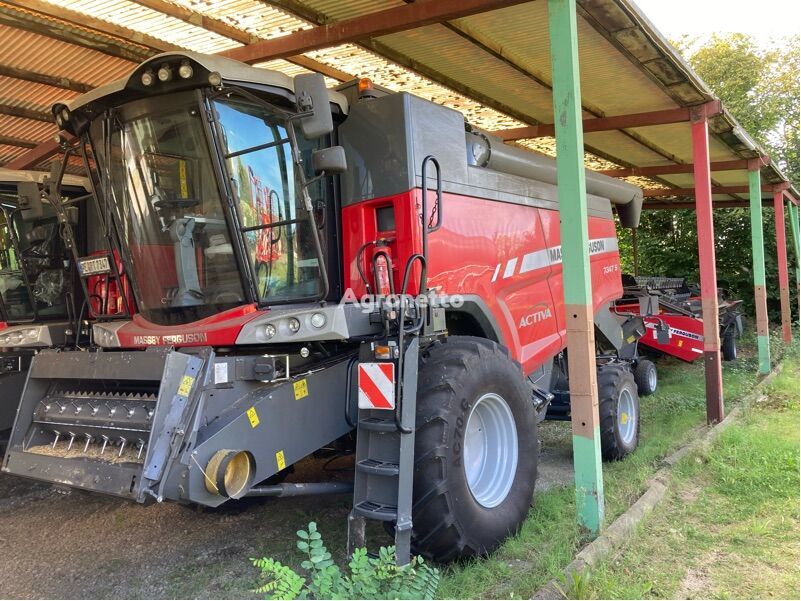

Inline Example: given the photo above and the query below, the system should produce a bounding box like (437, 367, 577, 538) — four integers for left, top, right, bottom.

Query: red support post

(691, 115, 724, 424)
(773, 189, 792, 343)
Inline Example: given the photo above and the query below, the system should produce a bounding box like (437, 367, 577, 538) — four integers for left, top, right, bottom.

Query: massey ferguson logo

(132, 332, 208, 346)
(588, 239, 606, 253)
(519, 306, 552, 328)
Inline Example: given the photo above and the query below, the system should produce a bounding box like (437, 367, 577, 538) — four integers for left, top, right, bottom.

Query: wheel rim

(647, 367, 657, 391)
(617, 388, 637, 446)
(463, 392, 519, 508)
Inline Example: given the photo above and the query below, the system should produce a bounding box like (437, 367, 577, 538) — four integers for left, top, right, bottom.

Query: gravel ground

(0, 421, 573, 599)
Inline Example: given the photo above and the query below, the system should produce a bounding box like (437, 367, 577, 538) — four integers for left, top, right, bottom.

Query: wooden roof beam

(223, 0, 533, 64)
(643, 201, 774, 210)
(0, 0, 171, 62)
(0, 64, 93, 93)
(643, 185, 772, 197)
(496, 101, 722, 140)
(4, 137, 67, 170)
(598, 157, 769, 177)
(0, 135, 38, 149)
(0, 103, 52, 122)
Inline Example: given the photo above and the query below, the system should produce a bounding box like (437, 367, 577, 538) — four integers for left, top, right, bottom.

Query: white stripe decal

(504, 237, 619, 278)
(503, 257, 518, 279)
(520, 249, 550, 274)
(491, 263, 501, 283)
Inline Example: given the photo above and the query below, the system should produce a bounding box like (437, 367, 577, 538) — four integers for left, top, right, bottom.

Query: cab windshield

(0, 195, 72, 323)
(91, 91, 246, 325)
(90, 90, 326, 325)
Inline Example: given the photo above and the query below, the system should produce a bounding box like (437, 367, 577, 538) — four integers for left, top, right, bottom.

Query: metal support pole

(691, 116, 724, 423)
(773, 191, 792, 342)
(548, 0, 604, 534)
(748, 166, 771, 374)
(632, 228, 639, 276)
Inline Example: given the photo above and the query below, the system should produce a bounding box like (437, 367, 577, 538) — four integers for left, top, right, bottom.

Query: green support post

(790, 203, 801, 285)
(748, 167, 770, 374)
(547, 0, 604, 534)
(790, 203, 801, 316)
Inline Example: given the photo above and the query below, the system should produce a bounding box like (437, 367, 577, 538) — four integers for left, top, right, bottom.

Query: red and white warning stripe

(358, 362, 396, 410)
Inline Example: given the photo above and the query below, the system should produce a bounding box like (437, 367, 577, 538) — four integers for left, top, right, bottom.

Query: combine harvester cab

(613, 276, 743, 362)
(5, 51, 649, 562)
(0, 169, 97, 446)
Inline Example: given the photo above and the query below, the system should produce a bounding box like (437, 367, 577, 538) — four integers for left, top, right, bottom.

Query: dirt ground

(0, 422, 573, 599)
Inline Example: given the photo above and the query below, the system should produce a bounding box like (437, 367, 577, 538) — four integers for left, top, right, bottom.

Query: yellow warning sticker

(276, 450, 286, 471)
(178, 160, 188, 198)
(177, 375, 195, 397)
(293, 379, 308, 400)
(247, 406, 260, 428)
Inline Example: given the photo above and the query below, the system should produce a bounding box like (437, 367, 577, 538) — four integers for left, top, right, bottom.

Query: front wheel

(410, 337, 538, 562)
(598, 365, 640, 461)
(633, 359, 658, 396)
(721, 332, 737, 361)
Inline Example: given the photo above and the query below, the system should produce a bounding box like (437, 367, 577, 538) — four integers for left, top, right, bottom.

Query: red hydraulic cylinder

(691, 116, 724, 424)
(774, 189, 792, 343)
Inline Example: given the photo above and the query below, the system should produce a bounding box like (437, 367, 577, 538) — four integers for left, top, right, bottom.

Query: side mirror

(312, 146, 347, 175)
(17, 182, 43, 222)
(294, 73, 334, 140)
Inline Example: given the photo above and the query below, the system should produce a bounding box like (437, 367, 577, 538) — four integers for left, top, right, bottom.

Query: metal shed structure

(0, 0, 798, 534)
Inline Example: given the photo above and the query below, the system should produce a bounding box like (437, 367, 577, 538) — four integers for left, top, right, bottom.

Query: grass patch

(584, 350, 799, 599)
(437, 331, 791, 599)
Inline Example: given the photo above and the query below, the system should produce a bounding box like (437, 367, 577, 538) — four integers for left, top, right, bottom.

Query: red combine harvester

(613, 276, 743, 362)
(3, 52, 648, 563)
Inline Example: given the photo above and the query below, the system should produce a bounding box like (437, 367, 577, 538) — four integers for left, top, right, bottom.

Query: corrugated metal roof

(56, 0, 241, 53)
(0, 0, 794, 202)
(0, 24, 133, 85)
(0, 115, 58, 142)
(170, 0, 312, 39)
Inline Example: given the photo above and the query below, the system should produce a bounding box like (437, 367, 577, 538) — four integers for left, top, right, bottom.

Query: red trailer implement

(613, 276, 743, 362)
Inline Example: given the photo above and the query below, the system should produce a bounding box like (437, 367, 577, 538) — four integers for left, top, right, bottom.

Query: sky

(634, 0, 800, 45)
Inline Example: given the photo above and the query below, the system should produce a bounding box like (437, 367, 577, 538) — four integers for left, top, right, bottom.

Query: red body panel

(107, 188, 622, 361)
(614, 301, 705, 362)
(113, 304, 263, 347)
(343, 189, 622, 375)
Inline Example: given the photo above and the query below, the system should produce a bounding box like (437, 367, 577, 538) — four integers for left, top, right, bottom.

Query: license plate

(77, 255, 112, 276)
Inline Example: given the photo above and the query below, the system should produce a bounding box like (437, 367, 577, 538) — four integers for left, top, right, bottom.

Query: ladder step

(356, 458, 399, 476)
(358, 416, 398, 432)
(354, 500, 398, 521)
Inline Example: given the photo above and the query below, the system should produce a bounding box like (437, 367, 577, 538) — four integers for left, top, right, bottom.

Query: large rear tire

(598, 365, 640, 461)
(410, 336, 538, 562)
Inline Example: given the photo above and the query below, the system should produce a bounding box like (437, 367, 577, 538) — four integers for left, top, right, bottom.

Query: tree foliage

(623, 34, 799, 320)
